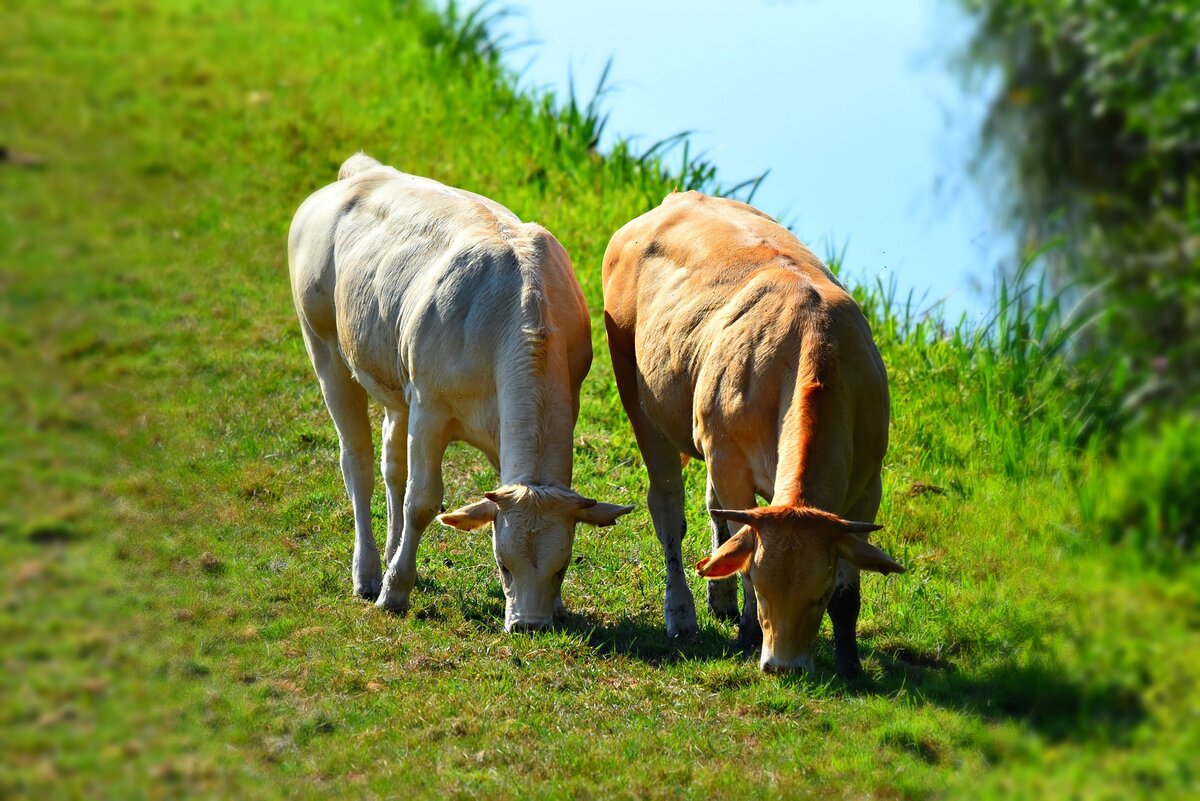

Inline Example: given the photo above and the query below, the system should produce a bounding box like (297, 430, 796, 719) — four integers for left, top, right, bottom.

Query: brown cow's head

(438, 484, 633, 632)
(696, 505, 904, 673)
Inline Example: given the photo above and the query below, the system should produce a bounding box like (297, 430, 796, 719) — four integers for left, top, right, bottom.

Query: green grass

(2, 0, 1198, 798)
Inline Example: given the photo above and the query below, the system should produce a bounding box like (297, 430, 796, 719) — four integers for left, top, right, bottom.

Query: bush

(1081, 415, 1200, 560)
(961, 0, 1200, 415)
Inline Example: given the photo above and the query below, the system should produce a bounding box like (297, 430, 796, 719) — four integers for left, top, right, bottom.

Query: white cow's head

(438, 484, 633, 632)
(697, 505, 905, 673)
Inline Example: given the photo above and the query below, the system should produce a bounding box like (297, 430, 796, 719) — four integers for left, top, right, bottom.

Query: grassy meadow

(2, 0, 1197, 797)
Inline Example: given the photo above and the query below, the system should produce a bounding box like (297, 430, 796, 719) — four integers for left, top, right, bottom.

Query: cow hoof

(374, 593, 410, 615)
(706, 582, 740, 622)
(666, 617, 699, 639)
(709, 606, 740, 623)
(707, 601, 740, 623)
(836, 657, 864, 680)
(736, 622, 763, 654)
(354, 578, 382, 601)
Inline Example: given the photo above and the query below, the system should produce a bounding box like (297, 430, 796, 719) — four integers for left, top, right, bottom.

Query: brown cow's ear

(834, 534, 905, 575)
(575, 501, 635, 527)
(696, 527, 757, 578)
(838, 518, 884, 535)
(437, 498, 499, 531)
(709, 508, 759, 526)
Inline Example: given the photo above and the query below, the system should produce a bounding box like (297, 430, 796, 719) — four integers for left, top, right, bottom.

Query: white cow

(288, 153, 632, 631)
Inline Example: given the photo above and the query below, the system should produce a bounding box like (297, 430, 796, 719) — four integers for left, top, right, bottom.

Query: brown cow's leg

(827, 577, 862, 678)
(705, 455, 761, 653)
(830, 475, 883, 678)
(610, 349, 697, 638)
(704, 472, 739, 622)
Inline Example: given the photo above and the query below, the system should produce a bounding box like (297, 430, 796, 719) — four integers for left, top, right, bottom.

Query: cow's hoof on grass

(665, 618, 699, 640)
(836, 658, 864, 681)
(353, 579, 382, 601)
(736, 623, 763, 654)
(374, 593, 411, 615)
(706, 581, 740, 622)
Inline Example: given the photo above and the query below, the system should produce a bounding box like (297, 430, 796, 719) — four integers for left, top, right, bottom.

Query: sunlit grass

(1, 0, 1197, 798)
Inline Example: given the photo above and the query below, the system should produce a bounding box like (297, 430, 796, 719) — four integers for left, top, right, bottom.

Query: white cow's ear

(574, 501, 635, 527)
(438, 498, 499, 531)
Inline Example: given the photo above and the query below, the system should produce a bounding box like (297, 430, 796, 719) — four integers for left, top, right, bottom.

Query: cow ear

(437, 498, 499, 531)
(709, 508, 758, 526)
(574, 501, 635, 527)
(837, 518, 884, 535)
(696, 526, 757, 578)
(834, 534, 905, 575)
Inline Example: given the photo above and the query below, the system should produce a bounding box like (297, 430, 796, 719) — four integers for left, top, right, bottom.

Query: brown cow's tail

(338, 152, 382, 180)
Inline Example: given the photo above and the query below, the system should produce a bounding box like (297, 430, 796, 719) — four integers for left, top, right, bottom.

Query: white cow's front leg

(376, 405, 447, 613)
(380, 406, 409, 566)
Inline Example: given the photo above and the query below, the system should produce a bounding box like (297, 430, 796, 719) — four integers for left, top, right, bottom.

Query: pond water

(487, 0, 1012, 322)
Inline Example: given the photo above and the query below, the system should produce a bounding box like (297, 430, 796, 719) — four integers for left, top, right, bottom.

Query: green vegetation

(962, 0, 1200, 413)
(2, 0, 1196, 798)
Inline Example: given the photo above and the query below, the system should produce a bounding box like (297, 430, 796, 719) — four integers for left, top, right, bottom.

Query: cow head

(438, 484, 634, 632)
(697, 505, 904, 673)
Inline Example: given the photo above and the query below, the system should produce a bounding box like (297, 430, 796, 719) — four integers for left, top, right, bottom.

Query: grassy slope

(1, 0, 1197, 798)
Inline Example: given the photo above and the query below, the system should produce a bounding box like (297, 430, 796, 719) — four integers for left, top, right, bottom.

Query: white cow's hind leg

(377, 403, 448, 613)
(304, 330, 382, 599)
(381, 406, 409, 566)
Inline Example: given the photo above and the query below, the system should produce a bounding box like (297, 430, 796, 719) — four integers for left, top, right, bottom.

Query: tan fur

(602, 191, 903, 671)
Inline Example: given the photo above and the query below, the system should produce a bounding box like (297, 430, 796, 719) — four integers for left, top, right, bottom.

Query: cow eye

(555, 566, 568, 583)
(499, 564, 513, 583)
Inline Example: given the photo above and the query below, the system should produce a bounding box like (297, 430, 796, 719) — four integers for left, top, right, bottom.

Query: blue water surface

(486, 0, 1011, 322)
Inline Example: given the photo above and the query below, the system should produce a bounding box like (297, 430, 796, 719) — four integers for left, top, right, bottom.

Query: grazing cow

(288, 153, 632, 631)
(602, 191, 905, 674)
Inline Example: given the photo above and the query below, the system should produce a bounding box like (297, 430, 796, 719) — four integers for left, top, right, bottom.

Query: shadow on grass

(428, 580, 1142, 744)
(557, 609, 745, 666)
(837, 642, 1147, 744)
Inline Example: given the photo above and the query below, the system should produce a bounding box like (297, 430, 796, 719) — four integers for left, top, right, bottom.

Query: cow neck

(495, 325, 574, 490)
(771, 335, 843, 512)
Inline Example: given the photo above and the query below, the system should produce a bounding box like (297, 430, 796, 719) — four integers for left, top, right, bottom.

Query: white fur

(288, 154, 599, 622)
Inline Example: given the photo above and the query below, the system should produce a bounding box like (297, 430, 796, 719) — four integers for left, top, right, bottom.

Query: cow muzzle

(760, 650, 816, 674)
(505, 616, 552, 634)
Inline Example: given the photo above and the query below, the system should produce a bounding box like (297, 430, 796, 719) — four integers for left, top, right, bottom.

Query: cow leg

(829, 474, 883, 678)
(298, 323, 382, 599)
(381, 405, 409, 566)
(376, 404, 448, 614)
(610, 350, 697, 638)
(704, 471, 739, 622)
(647, 451, 697, 638)
(706, 456, 761, 652)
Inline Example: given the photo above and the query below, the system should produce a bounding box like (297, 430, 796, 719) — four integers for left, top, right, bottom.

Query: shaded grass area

(2, 0, 1198, 798)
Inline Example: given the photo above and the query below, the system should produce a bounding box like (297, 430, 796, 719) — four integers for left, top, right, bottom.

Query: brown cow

(602, 191, 905, 674)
